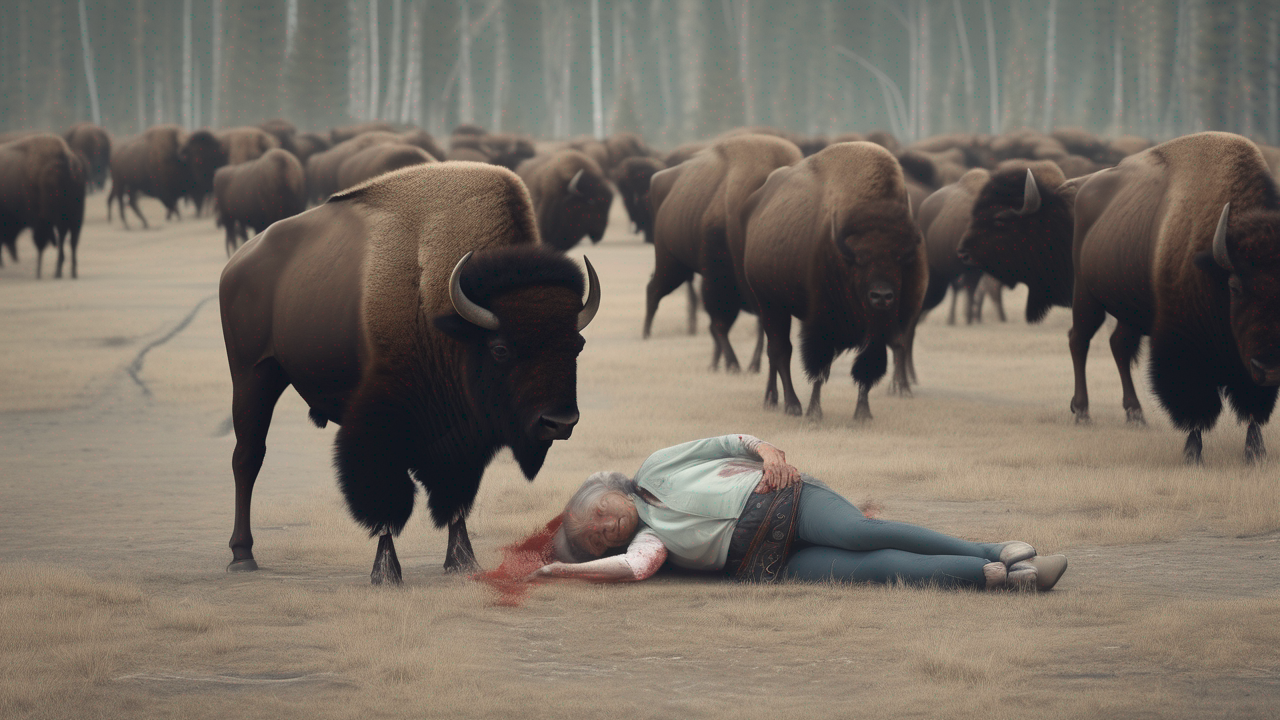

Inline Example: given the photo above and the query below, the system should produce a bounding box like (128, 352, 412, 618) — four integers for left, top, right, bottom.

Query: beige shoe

(997, 541, 1037, 566)
(1010, 554, 1068, 590)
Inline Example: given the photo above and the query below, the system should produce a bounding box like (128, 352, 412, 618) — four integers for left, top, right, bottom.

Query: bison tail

(333, 388, 417, 537)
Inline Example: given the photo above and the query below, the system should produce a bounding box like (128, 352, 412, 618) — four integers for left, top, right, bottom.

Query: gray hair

(552, 471, 638, 563)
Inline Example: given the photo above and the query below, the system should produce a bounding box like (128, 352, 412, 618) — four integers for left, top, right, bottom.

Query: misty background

(1, 0, 1276, 145)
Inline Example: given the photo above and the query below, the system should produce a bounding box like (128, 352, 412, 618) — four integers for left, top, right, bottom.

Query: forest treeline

(2, 0, 1277, 145)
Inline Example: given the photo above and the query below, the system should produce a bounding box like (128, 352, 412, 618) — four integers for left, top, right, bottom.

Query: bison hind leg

(1222, 381, 1277, 464)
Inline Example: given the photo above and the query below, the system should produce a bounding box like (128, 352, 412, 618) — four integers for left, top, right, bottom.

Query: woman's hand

(755, 443, 800, 493)
(525, 563, 564, 581)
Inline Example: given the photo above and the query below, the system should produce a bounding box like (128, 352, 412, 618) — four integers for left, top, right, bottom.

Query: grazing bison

(1067, 132, 1280, 463)
(647, 134, 802, 371)
(956, 162, 1078, 323)
(257, 119, 299, 156)
(740, 141, 925, 421)
(336, 143, 437, 191)
(213, 148, 306, 256)
(63, 123, 111, 191)
(610, 155, 665, 244)
(0, 135, 86, 278)
(108, 125, 193, 228)
(219, 162, 601, 582)
(516, 150, 614, 252)
(479, 133, 536, 171)
(180, 130, 230, 214)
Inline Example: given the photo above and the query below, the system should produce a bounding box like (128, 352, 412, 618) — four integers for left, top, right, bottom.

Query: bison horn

(1016, 169, 1042, 216)
(449, 251, 500, 331)
(568, 169, 585, 197)
(577, 256, 601, 331)
(1213, 203, 1233, 272)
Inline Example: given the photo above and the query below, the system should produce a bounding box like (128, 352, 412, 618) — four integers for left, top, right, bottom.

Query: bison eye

(1228, 277, 1243, 297)
(489, 342, 512, 362)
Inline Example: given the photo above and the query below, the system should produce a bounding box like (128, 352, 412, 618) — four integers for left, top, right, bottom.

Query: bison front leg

(1068, 293, 1107, 424)
(1184, 429, 1204, 464)
(851, 343, 888, 423)
(371, 533, 403, 585)
(444, 516, 478, 573)
(1245, 422, 1266, 464)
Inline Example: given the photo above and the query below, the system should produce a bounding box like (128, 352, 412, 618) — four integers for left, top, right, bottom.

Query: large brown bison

(291, 132, 332, 168)
(63, 123, 111, 191)
(1067, 132, 1280, 463)
(0, 135, 86, 278)
(516, 150, 614, 252)
(956, 162, 1078, 323)
(739, 141, 925, 421)
(336, 143, 437, 191)
(180, 130, 231, 214)
(218, 162, 601, 582)
(108, 125, 195, 228)
(647, 134, 802, 371)
(213, 148, 306, 256)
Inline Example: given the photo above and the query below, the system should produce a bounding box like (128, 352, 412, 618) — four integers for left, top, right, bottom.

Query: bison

(180, 130, 231, 215)
(516, 150, 614, 252)
(216, 126, 280, 165)
(1067, 132, 1280, 463)
(257, 118, 299, 156)
(956, 161, 1079, 324)
(739, 141, 925, 421)
(213, 148, 307, 256)
(479, 133, 536, 171)
(0, 135, 86, 278)
(108, 125, 199, 228)
(647, 134, 801, 371)
(63, 123, 111, 191)
(330, 121, 397, 145)
(218, 162, 601, 582)
(336, 143, 437, 191)
(291, 132, 332, 169)
(610, 155, 665, 244)
(305, 131, 405, 203)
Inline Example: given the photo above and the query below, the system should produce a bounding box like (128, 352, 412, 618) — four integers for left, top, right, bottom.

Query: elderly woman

(531, 435, 1067, 590)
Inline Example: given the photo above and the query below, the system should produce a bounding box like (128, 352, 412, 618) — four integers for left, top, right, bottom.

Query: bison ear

(434, 313, 486, 342)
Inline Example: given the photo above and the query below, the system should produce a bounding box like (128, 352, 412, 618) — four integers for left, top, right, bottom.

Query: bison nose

(536, 410, 580, 440)
(1250, 358, 1280, 386)
(868, 285, 896, 310)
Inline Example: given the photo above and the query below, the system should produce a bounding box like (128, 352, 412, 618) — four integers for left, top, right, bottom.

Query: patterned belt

(725, 481, 804, 583)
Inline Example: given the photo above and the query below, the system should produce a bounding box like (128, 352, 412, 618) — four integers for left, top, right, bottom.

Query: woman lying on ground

(530, 435, 1067, 590)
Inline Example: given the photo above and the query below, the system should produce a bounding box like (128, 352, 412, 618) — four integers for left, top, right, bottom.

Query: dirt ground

(1, 192, 1278, 719)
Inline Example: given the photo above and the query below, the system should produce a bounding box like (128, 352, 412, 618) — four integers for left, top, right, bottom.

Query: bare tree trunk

(348, 0, 368, 122)
(1109, 34, 1124, 135)
(459, 0, 473, 124)
(211, 0, 223, 127)
(1270, 5, 1279, 144)
(18, 0, 30, 127)
(652, 0, 674, 140)
(676, 0, 702, 140)
(735, 0, 755, 127)
(1042, 0, 1058, 133)
(382, 0, 403, 121)
(400, 1, 422, 125)
(368, 0, 380, 121)
(953, 0, 976, 131)
(918, 1, 930, 140)
(286, 0, 299, 60)
(982, 0, 999, 133)
(491, 0, 508, 131)
(77, 0, 102, 125)
(181, 0, 193, 128)
(590, 0, 604, 138)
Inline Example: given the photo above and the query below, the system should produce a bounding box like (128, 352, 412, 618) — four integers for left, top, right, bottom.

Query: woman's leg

(797, 482, 1001, 561)
(783, 546, 989, 589)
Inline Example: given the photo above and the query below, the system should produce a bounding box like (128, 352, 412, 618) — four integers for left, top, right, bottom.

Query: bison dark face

(834, 208, 921, 320)
(611, 157, 664, 241)
(434, 251, 601, 478)
(957, 169, 1074, 322)
(179, 130, 228, 211)
(1196, 204, 1280, 386)
(545, 169, 614, 251)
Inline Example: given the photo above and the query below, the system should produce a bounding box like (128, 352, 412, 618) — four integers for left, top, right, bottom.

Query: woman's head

(553, 472, 640, 562)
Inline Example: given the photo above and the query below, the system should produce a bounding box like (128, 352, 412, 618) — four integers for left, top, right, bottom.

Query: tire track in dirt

(125, 293, 218, 396)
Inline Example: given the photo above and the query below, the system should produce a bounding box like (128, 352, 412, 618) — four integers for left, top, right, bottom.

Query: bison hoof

(1245, 446, 1266, 464)
(784, 402, 803, 417)
(444, 559, 479, 574)
(853, 406, 873, 423)
(806, 405, 824, 422)
(226, 558, 259, 573)
(1072, 409, 1091, 425)
(725, 363, 741, 375)
(747, 362, 761, 374)
(1126, 408, 1146, 425)
(889, 381, 913, 398)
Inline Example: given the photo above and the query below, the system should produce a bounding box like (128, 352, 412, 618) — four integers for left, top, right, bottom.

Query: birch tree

(76, 0, 102, 126)
(381, 0, 403, 121)
(181, 0, 193, 128)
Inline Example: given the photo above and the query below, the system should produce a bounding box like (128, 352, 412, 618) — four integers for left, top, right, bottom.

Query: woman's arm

(529, 532, 667, 583)
(743, 437, 801, 493)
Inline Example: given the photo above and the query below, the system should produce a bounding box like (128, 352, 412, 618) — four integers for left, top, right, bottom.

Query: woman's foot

(1009, 555, 1068, 590)
(985, 561, 1037, 590)
(997, 541, 1037, 566)
(983, 562, 1008, 589)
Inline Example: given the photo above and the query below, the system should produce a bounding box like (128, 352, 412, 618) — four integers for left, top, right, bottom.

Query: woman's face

(582, 492, 639, 556)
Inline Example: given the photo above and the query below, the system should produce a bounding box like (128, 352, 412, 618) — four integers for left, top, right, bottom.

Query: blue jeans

(782, 482, 1000, 589)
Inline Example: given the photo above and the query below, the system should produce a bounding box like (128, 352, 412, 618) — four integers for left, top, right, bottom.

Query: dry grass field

(1, 192, 1278, 719)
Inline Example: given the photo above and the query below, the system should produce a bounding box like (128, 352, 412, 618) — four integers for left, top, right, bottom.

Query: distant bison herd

(4, 116, 1280, 580)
